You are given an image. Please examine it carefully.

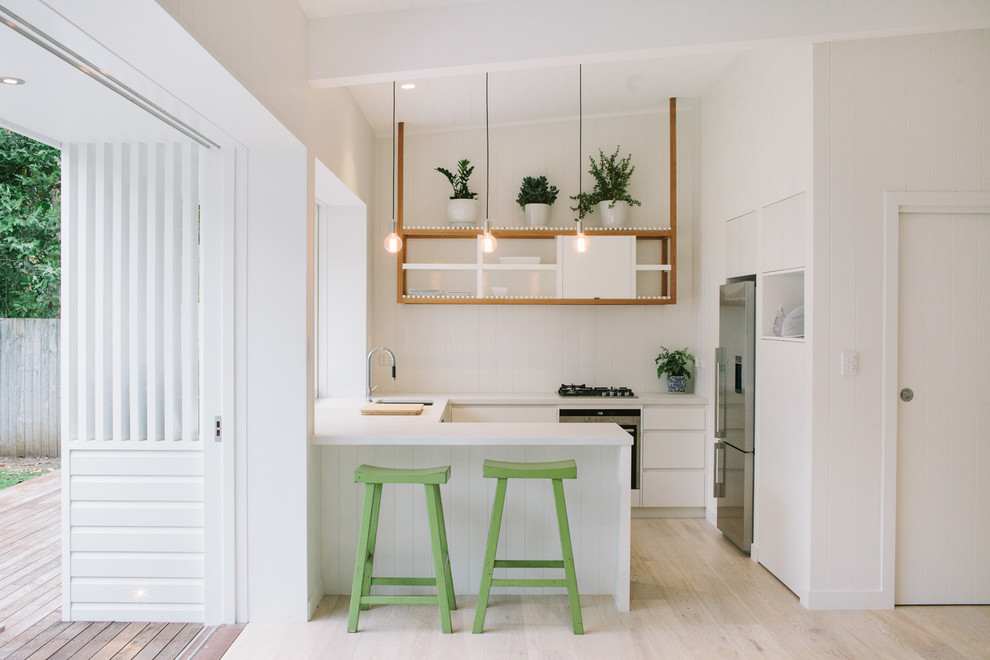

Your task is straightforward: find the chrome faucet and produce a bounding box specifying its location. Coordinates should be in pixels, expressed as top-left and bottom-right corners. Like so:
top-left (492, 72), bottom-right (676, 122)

top-left (366, 346), bottom-right (396, 401)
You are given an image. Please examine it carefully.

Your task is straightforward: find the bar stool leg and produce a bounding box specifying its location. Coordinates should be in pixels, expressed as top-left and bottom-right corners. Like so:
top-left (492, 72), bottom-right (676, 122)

top-left (424, 483), bottom-right (453, 633)
top-left (552, 478), bottom-right (583, 634)
top-left (348, 482), bottom-right (378, 632)
top-left (473, 477), bottom-right (508, 634)
top-left (433, 484), bottom-right (457, 611)
top-left (359, 483), bottom-right (383, 611)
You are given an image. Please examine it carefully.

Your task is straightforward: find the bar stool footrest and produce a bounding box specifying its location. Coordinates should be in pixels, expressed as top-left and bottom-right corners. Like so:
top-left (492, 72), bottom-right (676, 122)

top-left (370, 577), bottom-right (438, 587)
top-left (491, 578), bottom-right (569, 588)
top-left (361, 595), bottom-right (441, 606)
top-left (493, 559), bottom-right (564, 569)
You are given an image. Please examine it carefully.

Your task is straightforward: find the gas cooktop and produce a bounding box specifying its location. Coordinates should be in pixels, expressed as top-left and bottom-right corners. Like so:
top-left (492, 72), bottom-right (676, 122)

top-left (558, 384), bottom-right (637, 398)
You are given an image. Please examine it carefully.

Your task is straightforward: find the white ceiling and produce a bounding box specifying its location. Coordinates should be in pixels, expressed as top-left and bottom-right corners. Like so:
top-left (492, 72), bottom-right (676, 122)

top-left (0, 14), bottom-right (196, 146)
top-left (349, 51), bottom-right (740, 137)
top-left (298, 0), bottom-right (491, 19)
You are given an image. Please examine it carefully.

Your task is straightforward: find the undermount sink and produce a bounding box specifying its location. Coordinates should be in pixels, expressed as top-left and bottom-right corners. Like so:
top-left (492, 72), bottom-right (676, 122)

top-left (374, 399), bottom-right (434, 406)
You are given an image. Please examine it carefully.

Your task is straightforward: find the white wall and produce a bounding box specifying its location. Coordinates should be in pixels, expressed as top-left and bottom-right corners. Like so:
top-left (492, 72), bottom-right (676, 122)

top-left (700, 44), bottom-right (814, 599)
top-left (372, 106), bottom-right (701, 393)
top-left (809, 28), bottom-right (990, 608)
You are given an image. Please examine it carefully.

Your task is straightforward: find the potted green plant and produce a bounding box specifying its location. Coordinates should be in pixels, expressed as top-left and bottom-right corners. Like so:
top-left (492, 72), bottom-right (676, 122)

top-left (435, 159), bottom-right (479, 226)
top-left (570, 146), bottom-right (641, 227)
top-left (655, 346), bottom-right (695, 393)
top-left (516, 175), bottom-right (559, 227)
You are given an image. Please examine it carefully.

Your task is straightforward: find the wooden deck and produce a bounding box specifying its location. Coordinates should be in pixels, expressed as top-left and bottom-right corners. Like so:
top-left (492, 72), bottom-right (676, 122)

top-left (0, 471), bottom-right (241, 660)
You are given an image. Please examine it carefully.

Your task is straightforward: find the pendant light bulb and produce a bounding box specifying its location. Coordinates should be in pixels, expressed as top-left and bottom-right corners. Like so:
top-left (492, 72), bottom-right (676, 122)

top-left (384, 218), bottom-right (403, 253)
top-left (481, 218), bottom-right (497, 254)
top-left (573, 219), bottom-right (589, 253)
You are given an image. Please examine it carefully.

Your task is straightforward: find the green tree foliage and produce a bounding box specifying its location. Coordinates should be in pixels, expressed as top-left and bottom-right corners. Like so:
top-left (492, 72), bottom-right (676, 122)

top-left (0, 128), bottom-right (60, 318)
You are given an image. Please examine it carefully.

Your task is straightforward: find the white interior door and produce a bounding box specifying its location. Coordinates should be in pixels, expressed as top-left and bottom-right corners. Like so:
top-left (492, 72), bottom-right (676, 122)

top-left (895, 210), bottom-right (990, 605)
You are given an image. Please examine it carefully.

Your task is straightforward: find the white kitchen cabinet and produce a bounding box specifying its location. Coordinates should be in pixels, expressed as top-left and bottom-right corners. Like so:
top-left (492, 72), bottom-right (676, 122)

top-left (760, 192), bottom-right (806, 273)
top-left (450, 405), bottom-right (557, 423)
top-left (639, 404), bottom-right (706, 509)
top-left (560, 235), bottom-right (634, 299)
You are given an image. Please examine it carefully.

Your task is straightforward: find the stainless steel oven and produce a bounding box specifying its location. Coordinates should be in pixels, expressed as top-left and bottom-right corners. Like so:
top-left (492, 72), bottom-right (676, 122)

top-left (558, 409), bottom-right (641, 490)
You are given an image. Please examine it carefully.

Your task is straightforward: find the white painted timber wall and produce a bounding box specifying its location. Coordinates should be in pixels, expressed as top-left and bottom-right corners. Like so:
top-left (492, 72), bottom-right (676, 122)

top-left (809, 29), bottom-right (990, 608)
top-left (372, 106), bottom-right (701, 394)
top-left (700, 44), bottom-right (813, 600)
top-left (61, 142), bottom-right (205, 622)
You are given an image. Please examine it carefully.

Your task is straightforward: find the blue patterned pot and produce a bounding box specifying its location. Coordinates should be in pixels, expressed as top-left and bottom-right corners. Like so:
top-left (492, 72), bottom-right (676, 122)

top-left (667, 375), bottom-right (688, 393)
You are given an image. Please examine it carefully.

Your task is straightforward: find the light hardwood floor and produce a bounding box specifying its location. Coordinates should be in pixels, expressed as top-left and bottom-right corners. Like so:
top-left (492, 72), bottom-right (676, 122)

top-left (222, 518), bottom-right (990, 658)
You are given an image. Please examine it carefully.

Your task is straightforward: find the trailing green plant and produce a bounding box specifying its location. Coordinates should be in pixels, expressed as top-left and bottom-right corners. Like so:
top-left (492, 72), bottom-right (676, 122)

top-left (0, 128), bottom-right (61, 318)
top-left (655, 346), bottom-right (695, 379)
top-left (435, 159), bottom-right (478, 200)
top-left (516, 175), bottom-right (559, 207)
top-left (570, 146), bottom-right (641, 218)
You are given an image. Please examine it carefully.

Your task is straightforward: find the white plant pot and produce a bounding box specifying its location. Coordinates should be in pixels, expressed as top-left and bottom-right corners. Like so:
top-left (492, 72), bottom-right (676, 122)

top-left (598, 200), bottom-right (630, 227)
top-left (524, 203), bottom-right (551, 227)
top-left (447, 198), bottom-right (478, 226)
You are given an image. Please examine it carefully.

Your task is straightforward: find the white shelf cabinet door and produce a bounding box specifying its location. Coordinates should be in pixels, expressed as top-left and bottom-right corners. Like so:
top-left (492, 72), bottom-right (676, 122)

top-left (559, 235), bottom-right (634, 299)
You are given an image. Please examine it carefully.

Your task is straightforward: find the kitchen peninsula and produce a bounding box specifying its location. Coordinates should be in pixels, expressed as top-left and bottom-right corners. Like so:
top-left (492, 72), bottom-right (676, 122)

top-left (313, 396), bottom-right (635, 611)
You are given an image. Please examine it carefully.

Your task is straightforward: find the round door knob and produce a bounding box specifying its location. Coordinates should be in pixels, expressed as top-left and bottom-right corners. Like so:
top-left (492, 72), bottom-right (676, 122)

top-left (899, 388), bottom-right (914, 402)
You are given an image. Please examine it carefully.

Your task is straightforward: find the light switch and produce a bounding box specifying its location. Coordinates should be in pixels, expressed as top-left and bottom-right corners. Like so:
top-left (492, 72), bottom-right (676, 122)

top-left (840, 351), bottom-right (858, 376)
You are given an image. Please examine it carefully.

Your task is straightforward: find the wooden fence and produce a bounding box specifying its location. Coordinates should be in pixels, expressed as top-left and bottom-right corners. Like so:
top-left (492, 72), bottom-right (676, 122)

top-left (0, 318), bottom-right (59, 457)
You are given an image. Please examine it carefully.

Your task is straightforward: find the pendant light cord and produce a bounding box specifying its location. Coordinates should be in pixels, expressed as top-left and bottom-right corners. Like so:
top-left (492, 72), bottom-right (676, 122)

top-left (485, 71), bottom-right (490, 221)
top-left (578, 64), bottom-right (583, 199)
top-left (392, 80), bottom-right (396, 221)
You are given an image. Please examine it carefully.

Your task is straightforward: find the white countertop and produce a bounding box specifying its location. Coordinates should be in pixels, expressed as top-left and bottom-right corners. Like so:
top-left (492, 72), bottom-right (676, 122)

top-left (312, 392), bottom-right (704, 446)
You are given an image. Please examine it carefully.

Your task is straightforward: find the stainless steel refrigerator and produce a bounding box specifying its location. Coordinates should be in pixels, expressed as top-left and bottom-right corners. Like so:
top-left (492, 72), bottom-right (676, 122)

top-left (714, 279), bottom-right (755, 553)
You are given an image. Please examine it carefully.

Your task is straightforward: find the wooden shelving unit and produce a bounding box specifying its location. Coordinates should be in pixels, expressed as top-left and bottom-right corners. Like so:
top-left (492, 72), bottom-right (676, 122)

top-left (395, 99), bottom-right (679, 305)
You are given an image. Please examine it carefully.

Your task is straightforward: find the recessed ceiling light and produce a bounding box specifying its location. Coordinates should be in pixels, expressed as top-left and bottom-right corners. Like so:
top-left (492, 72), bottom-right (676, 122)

top-left (1, 77), bottom-right (25, 85)
top-left (400, 83), bottom-right (416, 90)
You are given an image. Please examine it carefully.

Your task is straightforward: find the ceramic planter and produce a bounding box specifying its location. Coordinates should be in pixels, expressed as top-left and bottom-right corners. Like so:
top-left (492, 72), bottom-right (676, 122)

top-left (598, 200), bottom-right (630, 227)
top-left (447, 198), bottom-right (478, 226)
top-left (524, 203), bottom-right (551, 227)
top-left (667, 375), bottom-right (688, 393)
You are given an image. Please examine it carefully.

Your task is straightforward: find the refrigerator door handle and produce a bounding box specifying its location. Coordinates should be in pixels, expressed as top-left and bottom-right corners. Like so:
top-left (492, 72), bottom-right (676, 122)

top-left (714, 348), bottom-right (726, 438)
top-left (713, 441), bottom-right (726, 498)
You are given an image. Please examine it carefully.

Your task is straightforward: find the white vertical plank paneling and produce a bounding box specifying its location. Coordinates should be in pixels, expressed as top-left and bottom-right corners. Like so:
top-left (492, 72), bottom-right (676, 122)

top-left (853, 38), bottom-right (883, 591)
top-left (931, 32), bottom-right (958, 192)
top-left (77, 144), bottom-right (95, 442)
top-left (956, 32), bottom-right (983, 191)
top-left (129, 144), bottom-right (149, 441)
top-left (181, 145), bottom-right (200, 442)
top-left (826, 40), bottom-right (858, 592)
top-left (61, 145), bottom-right (78, 443)
top-left (147, 144), bottom-right (165, 442)
top-left (904, 34), bottom-right (934, 191)
top-left (94, 144), bottom-right (113, 442)
top-left (111, 143), bottom-right (130, 441)
top-left (881, 37), bottom-right (908, 193)
top-left (163, 144), bottom-right (181, 442)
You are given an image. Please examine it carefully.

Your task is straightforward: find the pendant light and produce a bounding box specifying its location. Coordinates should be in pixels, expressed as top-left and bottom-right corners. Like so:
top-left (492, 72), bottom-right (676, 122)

top-left (481, 72), bottom-right (497, 254)
top-left (573, 64), bottom-right (589, 253)
top-left (384, 80), bottom-right (403, 254)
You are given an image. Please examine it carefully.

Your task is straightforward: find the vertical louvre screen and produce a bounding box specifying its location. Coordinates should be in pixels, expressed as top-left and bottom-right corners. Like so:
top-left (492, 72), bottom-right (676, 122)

top-left (62, 143), bottom-right (201, 443)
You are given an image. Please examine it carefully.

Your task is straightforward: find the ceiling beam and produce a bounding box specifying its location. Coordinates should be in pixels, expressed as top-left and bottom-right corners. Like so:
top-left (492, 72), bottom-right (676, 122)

top-left (308, 0), bottom-right (990, 87)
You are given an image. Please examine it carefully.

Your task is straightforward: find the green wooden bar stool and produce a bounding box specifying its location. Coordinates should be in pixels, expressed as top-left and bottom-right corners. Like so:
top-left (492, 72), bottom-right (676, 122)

top-left (473, 458), bottom-right (583, 635)
top-left (348, 464), bottom-right (456, 634)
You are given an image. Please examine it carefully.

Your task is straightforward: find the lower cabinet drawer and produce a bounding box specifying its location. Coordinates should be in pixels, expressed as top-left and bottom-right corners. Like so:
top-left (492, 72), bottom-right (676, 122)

top-left (641, 431), bottom-right (704, 469)
top-left (643, 406), bottom-right (706, 431)
top-left (640, 469), bottom-right (705, 508)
